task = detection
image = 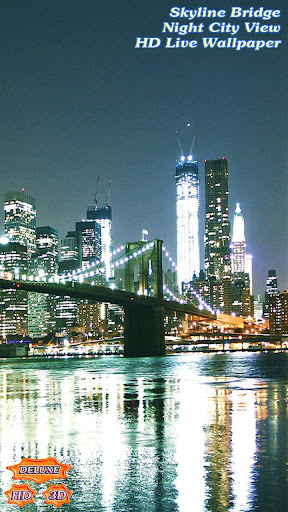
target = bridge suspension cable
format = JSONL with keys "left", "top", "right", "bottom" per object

{"left": 161, "top": 246, "right": 215, "bottom": 314}
{"left": 59, "top": 241, "right": 157, "bottom": 282}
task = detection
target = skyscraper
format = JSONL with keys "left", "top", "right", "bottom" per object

{"left": 0, "top": 240, "right": 28, "bottom": 337}
{"left": 3, "top": 190, "right": 36, "bottom": 337}
{"left": 263, "top": 270, "right": 278, "bottom": 320}
{"left": 4, "top": 190, "right": 36, "bottom": 258}
{"left": 204, "top": 158, "right": 231, "bottom": 313}
{"left": 87, "top": 203, "right": 113, "bottom": 281}
{"left": 176, "top": 154, "right": 200, "bottom": 291}
{"left": 28, "top": 227, "right": 59, "bottom": 338}
{"left": 75, "top": 220, "right": 101, "bottom": 269}
{"left": 230, "top": 203, "right": 246, "bottom": 274}
{"left": 230, "top": 203, "right": 253, "bottom": 307}
{"left": 204, "top": 158, "right": 231, "bottom": 281}
{"left": 35, "top": 226, "right": 59, "bottom": 276}
{"left": 59, "top": 233, "right": 80, "bottom": 273}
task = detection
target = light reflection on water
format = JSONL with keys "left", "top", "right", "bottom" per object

{"left": 0, "top": 352, "right": 287, "bottom": 511}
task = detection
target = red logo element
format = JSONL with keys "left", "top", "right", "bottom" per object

{"left": 6, "top": 457, "right": 72, "bottom": 484}
{"left": 5, "top": 483, "right": 36, "bottom": 507}
{"left": 42, "top": 483, "right": 73, "bottom": 508}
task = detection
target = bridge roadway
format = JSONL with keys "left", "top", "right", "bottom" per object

{"left": 0, "top": 278, "right": 215, "bottom": 357}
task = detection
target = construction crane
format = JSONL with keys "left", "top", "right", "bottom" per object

{"left": 106, "top": 180, "right": 112, "bottom": 206}
{"left": 94, "top": 175, "right": 100, "bottom": 208}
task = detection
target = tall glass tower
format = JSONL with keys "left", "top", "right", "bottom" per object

{"left": 176, "top": 154, "right": 200, "bottom": 291}
{"left": 230, "top": 203, "right": 246, "bottom": 273}
{"left": 4, "top": 190, "right": 36, "bottom": 258}
{"left": 28, "top": 226, "right": 59, "bottom": 338}
{"left": 204, "top": 158, "right": 231, "bottom": 280}
{"left": 35, "top": 226, "right": 59, "bottom": 276}
{"left": 87, "top": 204, "right": 113, "bottom": 281}
{"left": 75, "top": 220, "right": 101, "bottom": 270}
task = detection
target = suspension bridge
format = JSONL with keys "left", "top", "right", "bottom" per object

{"left": 0, "top": 239, "right": 215, "bottom": 357}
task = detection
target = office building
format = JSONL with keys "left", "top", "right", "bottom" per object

{"left": 57, "top": 220, "right": 102, "bottom": 334}
{"left": 3, "top": 190, "right": 36, "bottom": 336}
{"left": 75, "top": 220, "right": 101, "bottom": 270}
{"left": 78, "top": 302, "right": 107, "bottom": 337}
{"left": 267, "top": 288, "right": 288, "bottom": 334}
{"left": 253, "top": 295, "right": 264, "bottom": 323}
{"left": 268, "top": 291, "right": 281, "bottom": 333}
{"left": 231, "top": 275, "right": 253, "bottom": 317}
{"left": 278, "top": 290, "right": 288, "bottom": 334}
{"left": 176, "top": 154, "right": 200, "bottom": 291}
{"left": 0, "top": 240, "right": 28, "bottom": 337}
{"left": 55, "top": 298, "right": 79, "bottom": 334}
{"left": 59, "top": 233, "right": 80, "bottom": 274}
{"left": 60, "top": 235, "right": 79, "bottom": 263}
{"left": 230, "top": 202, "right": 253, "bottom": 292}
{"left": 87, "top": 203, "right": 113, "bottom": 281}
{"left": 263, "top": 270, "right": 278, "bottom": 319}
{"left": 230, "top": 203, "right": 246, "bottom": 274}
{"left": 204, "top": 158, "right": 231, "bottom": 313}
{"left": 28, "top": 227, "right": 59, "bottom": 338}
{"left": 57, "top": 231, "right": 81, "bottom": 333}
{"left": 4, "top": 190, "right": 36, "bottom": 258}
{"left": 35, "top": 226, "right": 59, "bottom": 276}
{"left": 230, "top": 203, "right": 253, "bottom": 316}
{"left": 263, "top": 270, "right": 282, "bottom": 333}
{"left": 204, "top": 158, "right": 231, "bottom": 280}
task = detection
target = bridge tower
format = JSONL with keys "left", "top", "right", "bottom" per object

{"left": 124, "top": 239, "right": 165, "bottom": 357}
{"left": 124, "top": 239, "right": 163, "bottom": 299}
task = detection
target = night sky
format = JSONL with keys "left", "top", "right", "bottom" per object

{"left": 0, "top": 0, "right": 287, "bottom": 297}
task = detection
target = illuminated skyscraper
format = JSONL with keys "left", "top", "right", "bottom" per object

{"left": 87, "top": 204, "right": 113, "bottom": 281}
{"left": 204, "top": 158, "right": 231, "bottom": 280}
{"left": 35, "top": 226, "right": 59, "bottom": 276}
{"left": 28, "top": 227, "right": 59, "bottom": 338}
{"left": 0, "top": 240, "right": 28, "bottom": 337}
{"left": 75, "top": 220, "right": 101, "bottom": 270}
{"left": 59, "top": 233, "right": 80, "bottom": 273}
{"left": 176, "top": 154, "right": 200, "bottom": 291}
{"left": 4, "top": 190, "right": 36, "bottom": 258}
{"left": 230, "top": 203, "right": 253, "bottom": 295}
{"left": 263, "top": 270, "right": 278, "bottom": 319}
{"left": 230, "top": 203, "right": 246, "bottom": 274}
{"left": 3, "top": 190, "right": 36, "bottom": 336}
{"left": 204, "top": 158, "right": 231, "bottom": 313}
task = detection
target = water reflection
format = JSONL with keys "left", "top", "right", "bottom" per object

{"left": 0, "top": 354, "right": 287, "bottom": 511}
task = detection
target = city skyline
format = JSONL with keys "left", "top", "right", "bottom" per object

{"left": 0, "top": 147, "right": 284, "bottom": 300}
{"left": 0, "top": 0, "right": 287, "bottom": 296}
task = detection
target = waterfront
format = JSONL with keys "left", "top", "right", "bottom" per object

{"left": 0, "top": 352, "right": 287, "bottom": 511}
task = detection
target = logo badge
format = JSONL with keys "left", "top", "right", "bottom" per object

{"left": 42, "top": 484, "right": 73, "bottom": 508}
{"left": 6, "top": 457, "right": 72, "bottom": 484}
{"left": 5, "top": 483, "right": 37, "bottom": 507}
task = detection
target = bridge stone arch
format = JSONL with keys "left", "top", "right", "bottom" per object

{"left": 124, "top": 239, "right": 163, "bottom": 299}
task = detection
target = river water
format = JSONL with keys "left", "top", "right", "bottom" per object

{"left": 0, "top": 352, "right": 287, "bottom": 512}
